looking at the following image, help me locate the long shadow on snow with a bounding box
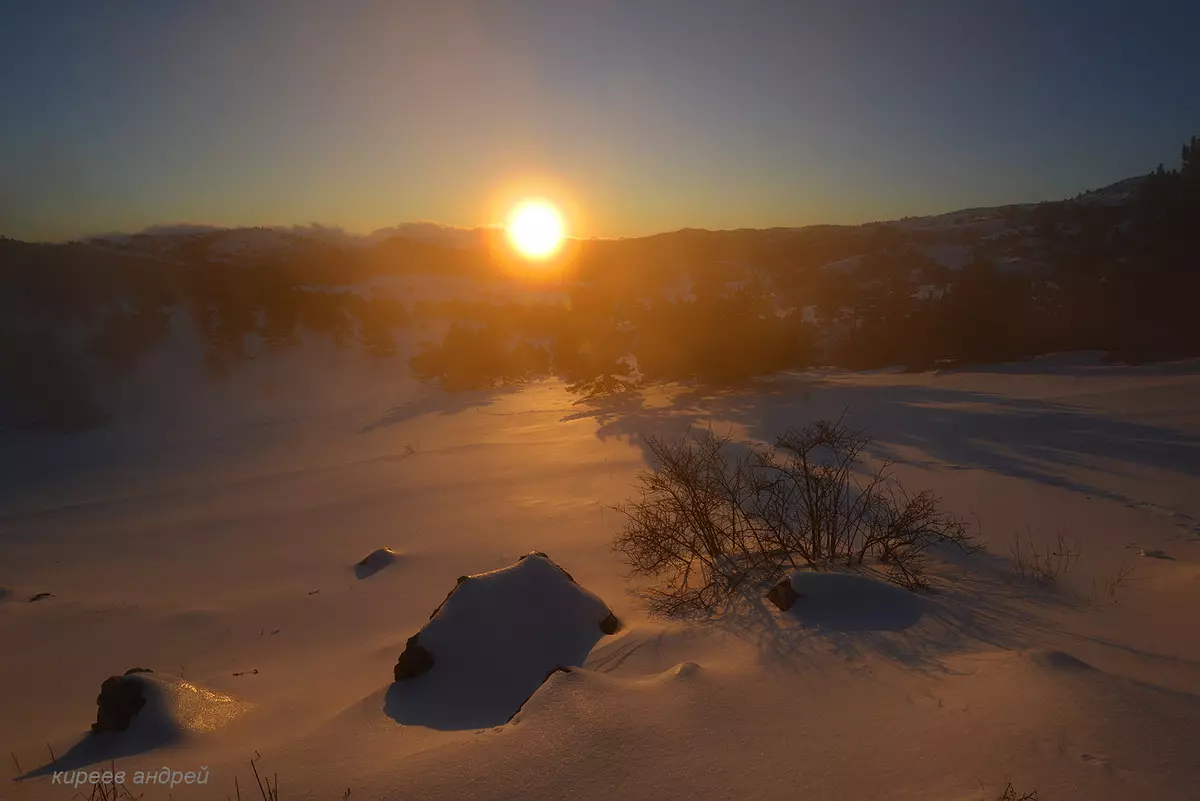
[381,631,601,731]
[361,384,523,433]
[567,376,1200,509]
[17,728,179,779]
[710,550,1075,676]
[944,355,1200,378]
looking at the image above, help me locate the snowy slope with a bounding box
[3,356,1199,800]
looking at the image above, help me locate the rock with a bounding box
[28,592,54,602]
[390,553,616,694]
[394,634,436,681]
[767,577,800,612]
[92,669,154,732]
[355,548,399,579]
[599,611,621,634]
[1140,548,1169,559]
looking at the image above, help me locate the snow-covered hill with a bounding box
[63,176,1148,273]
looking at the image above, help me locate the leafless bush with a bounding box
[612,428,767,614]
[83,771,143,800]
[83,783,140,800]
[997,782,1038,800]
[1091,562,1136,603]
[234,752,280,801]
[1009,528,1081,584]
[755,419,973,589]
[613,418,975,614]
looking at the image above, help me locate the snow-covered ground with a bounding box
[3,353,1199,800]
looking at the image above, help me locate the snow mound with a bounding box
[24,671,250,776]
[667,661,702,680]
[955,648,1102,683]
[509,662,703,725]
[385,553,618,729]
[786,571,926,632]
[355,547,400,579]
[105,670,249,740]
[1025,649,1097,673]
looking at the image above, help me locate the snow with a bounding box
[19,672,250,779]
[354,547,399,579]
[924,243,973,270]
[820,253,864,273]
[387,553,616,729]
[785,571,927,632]
[3,353,1200,799]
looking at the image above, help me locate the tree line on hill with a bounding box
[2,137,1197,428]
[413,136,1200,390]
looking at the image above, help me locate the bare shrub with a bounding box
[612,429,769,614]
[755,419,973,590]
[233,752,280,800]
[997,783,1038,800]
[83,765,142,800]
[1009,528,1081,584]
[613,418,974,614]
[84,782,141,800]
[1091,562,1136,603]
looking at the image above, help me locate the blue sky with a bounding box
[2,0,1198,241]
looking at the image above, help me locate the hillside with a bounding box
[2,155,1197,434]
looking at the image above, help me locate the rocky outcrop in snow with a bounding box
[93,668,154,732]
[386,553,620,729]
[355,547,399,579]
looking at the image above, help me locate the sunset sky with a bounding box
[3,0,1198,242]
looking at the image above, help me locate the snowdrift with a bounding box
[386,553,619,729]
[21,669,250,776]
[508,661,704,725]
[784,571,927,632]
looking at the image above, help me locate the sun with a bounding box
[506,199,565,260]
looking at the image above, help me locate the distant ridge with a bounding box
[73,175,1149,249]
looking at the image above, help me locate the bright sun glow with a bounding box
[506,199,565,260]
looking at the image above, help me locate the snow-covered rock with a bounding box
[89,669,250,742]
[18,670,251,777]
[783,571,926,632]
[386,553,619,729]
[355,547,400,579]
